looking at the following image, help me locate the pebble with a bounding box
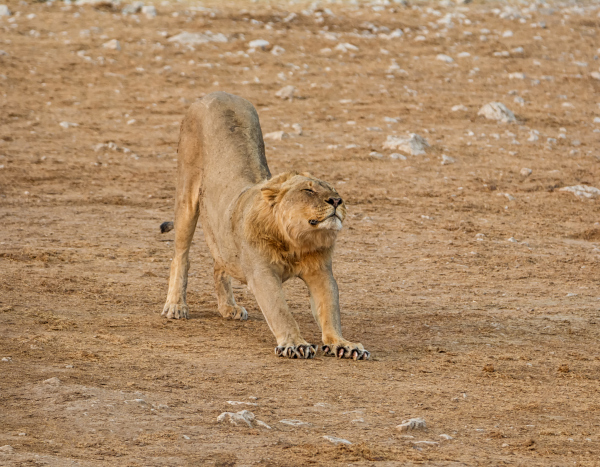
[508,72,525,80]
[413,440,439,445]
[514,96,525,106]
[275,85,295,100]
[478,102,516,123]
[43,377,61,385]
[559,185,600,199]
[382,134,429,155]
[121,2,143,14]
[0,445,13,453]
[334,43,359,53]
[217,410,255,428]
[141,5,156,18]
[264,131,288,141]
[227,400,258,406]
[248,39,269,49]
[452,104,468,112]
[323,435,352,445]
[396,417,426,432]
[255,420,272,429]
[390,153,407,160]
[59,122,78,129]
[441,154,455,165]
[528,131,539,142]
[369,151,384,158]
[436,54,454,63]
[1,357,11,362]
[502,30,514,37]
[0,5,10,16]
[591,72,600,81]
[439,434,453,440]
[507,237,518,243]
[594,117,600,124]
[291,123,302,135]
[271,45,285,56]
[103,39,121,51]
[168,31,228,46]
[520,168,532,177]
[280,419,310,426]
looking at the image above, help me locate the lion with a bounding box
[160,91,369,360]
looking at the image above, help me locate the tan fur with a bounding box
[162,92,369,360]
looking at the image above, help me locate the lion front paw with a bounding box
[219,304,248,321]
[323,342,370,360]
[275,344,317,359]
[161,303,189,319]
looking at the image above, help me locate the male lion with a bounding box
[161,92,369,360]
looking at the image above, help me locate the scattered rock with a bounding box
[441,154,455,165]
[390,153,407,160]
[323,435,352,445]
[291,123,302,135]
[439,434,453,440]
[591,72,600,81]
[0,445,13,453]
[508,72,525,80]
[227,400,258,406]
[275,85,295,100]
[382,134,429,156]
[264,131,288,141]
[255,420,272,429]
[452,104,468,112]
[280,419,310,426]
[436,54,454,63]
[369,151,384,158]
[559,185,600,199]
[271,45,285,56]
[0,5,10,16]
[43,377,61,385]
[103,39,121,51]
[507,237,518,243]
[478,102,516,123]
[528,131,539,142]
[121,1,143,14]
[59,122,78,129]
[141,5,156,18]
[334,43,359,53]
[249,39,269,50]
[1,357,11,362]
[217,410,255,428]
[396,417,426,432]
[413,440,439,446]
[168,31,228,46]
[520,168,532,177]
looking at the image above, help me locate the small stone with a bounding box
[59,122,78,129]
[43,377,61,385]
[249,39,269,49]
[382,134,429,156]
[528,131,539,142]
[0,445,14,453]
[507,237,518,243]
[141,5,156,18]
[369,151,384,158]
[441,155,455,165]
[103,39,121,51]
[390,153,407,160]
[436,54,454,63]
[227,400,258,406]
[520,168,532,177]
[275,85,295,100]
[264,131,288,141]
[594,117,600,124]
[182,435,190,440]
[452,104,468,112]
[502,30,513,37]
[271,45,285,56]
[559,185,600,199]
[591,72,600,81]
[217,410,255,427]
[168,31,227,46]
[122,1,143,14]
[291,123,302,135]
[255,420,272,429]
[476,233,485,241]
[457,52,470,58]
[1,357,11,362]
[0,5,10,16]
[334,43,359,53]
[571,140,581,147]
[396,418,426,432]
[508,72,525,80]
[478,102,516,123]
[514,96,525,106]
[323,436,352,445]
[280,419,310,426]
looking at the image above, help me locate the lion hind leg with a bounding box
[214,267,248,320]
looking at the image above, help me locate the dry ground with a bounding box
[1,0,600,465]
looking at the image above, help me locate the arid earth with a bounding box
[1,0,600,465]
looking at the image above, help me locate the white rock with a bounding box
[334,43,359,53]
[436,54,454,63]
[514,96,525,106]
[122,2,143,14]
[457,52,470,58]
[280,419,310,426]
[478,102,516,123]
[508,72,525,80]
[141,5,156,18]
[1,357,11,362]
[103,39,121,51]
[528,131,539,142]
[43,377,61,385]
[0,5,10,16]
[369,151,384,158]
[559,185,600,199]
[414,440,439,445]
[512,47,524,54]
[217,410,255,428]
[264,131,288,141]
[591,72,600,81]
[323,436,352,445]
[499,193,515,201]
[382,134,429,156]
[0,445,13,453]
[227,400,258,406]
[507,237,518,243]
[441,154,455,165]
[283,12,297,23]
[502,30,513,37]
[168,31,227,46]
[396,417,426,432]
[271,45,285,56]
[275,85,295,100]
[520,168,532,177]
[452,104,468,112]
[59,122,78,129]
[248,39,269,49]
[255,420,272,429]
[291,123,302,135]
[594,117,600,124]
[390,153,407,160]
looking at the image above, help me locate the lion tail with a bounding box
[160,221,174,233]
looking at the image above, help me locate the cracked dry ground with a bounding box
[1,0,600,465]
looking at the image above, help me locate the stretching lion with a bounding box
[161,92,369,360]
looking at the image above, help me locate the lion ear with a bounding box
[261,186,280,206]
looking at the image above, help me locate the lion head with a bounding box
[247,172,346,262]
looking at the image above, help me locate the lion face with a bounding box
[260,173,347,251]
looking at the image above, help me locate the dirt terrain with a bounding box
[1,0,600,464]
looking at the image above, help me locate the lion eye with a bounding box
[303,189,316,195]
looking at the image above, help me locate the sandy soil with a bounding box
[1,0,600,465]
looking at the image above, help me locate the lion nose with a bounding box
[326,197,342,208]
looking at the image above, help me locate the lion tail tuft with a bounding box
[160,221,174,233]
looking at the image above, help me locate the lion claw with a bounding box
[275,344,317,359]
[161,303,189,319]
[322,344,370,360]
